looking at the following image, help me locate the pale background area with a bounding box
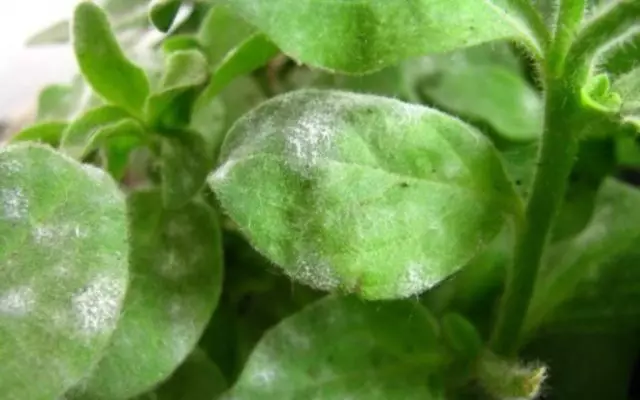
[1,0,80,119]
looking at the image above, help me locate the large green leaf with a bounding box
[210,90,519,300]
[0,144,128,400]
[225,296,446,399]
[220,0,540,74]
[68,189,223,400]
[73,2,150,116]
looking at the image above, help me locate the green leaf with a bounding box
[35,81,84,122]
[145,49,209,130]
[150,0,183,32]
[161,130,214,209]
[527,179,640,334]
[600,31,640,77]
[162,35,203,54]
[197,5,256,66]
[210,90,519,300]
[68,189,223,400]
[11,122,67,146]
[191,75,266,161]
[205,34,279,99]
[73,1,150,116]
[441,313,483,360]
[60,106,132,159]
[613,67,640,118]
[221,0,541,74]
[421,64,542,141]
[226,296,446,399]
[88,118,147,180]
[0,143,128,399]
[137,348,227,400]
[26,20,71,46]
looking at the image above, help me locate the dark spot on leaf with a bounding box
[515,179,522,186]
[399,182,409,188]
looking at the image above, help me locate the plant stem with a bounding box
[548,0,586,76]
[490,78,580,356]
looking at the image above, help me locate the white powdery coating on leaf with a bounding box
[0,158,23,176]
[0,286,35,316]
[32,223,86,245]
[72,275,123,336]
[292,256,340,291]
[1,188,28,220]
[246,352,279,389]
[209,158,239,184]
[396,262,433,296]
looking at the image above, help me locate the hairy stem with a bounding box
[566,0,640,77]
[490,79,580,356]
[548,0,586,75]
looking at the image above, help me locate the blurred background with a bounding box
[1,1,79,122]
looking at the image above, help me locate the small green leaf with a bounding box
[26,20,71,46]
[88,118,147,180]
[221,0,541,74]
[161,130,214,209]
[197,5,256,66]
[36,80,83,122]
[61,105,132,159]
[421,64,543,141]
[600,30,640,77]
[226,296,446,399]
[11,121,67,146]
[146,49,209,130]
[137,348,227,400]
[0,143,128,399]
[150,0,183,33]
[73,1,150,116]
[68,189,223,400]
[162,34,203,54]
[205,34,279,99]
[210,90,519,299]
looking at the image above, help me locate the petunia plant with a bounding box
[3,0,640,398]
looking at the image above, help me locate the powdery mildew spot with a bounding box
[396,262,432,296]
[0,158,23,175]
[32,223,86,246]
[72,275,123,336]
[1,188,28,220]
[0,286,36,317]
[292,255,340,291]
[210,158,239,184]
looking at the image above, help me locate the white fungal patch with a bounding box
[81,164,106,182]
[32,223,86,245]
[209,158,239,184]
[248,358,278,388]
[0,286,36,316]
[158,249,191,280]
[292,256,340,291]
[396,262,431,296]
[72,275,123,336]
[1,188,28,220]
[0,158,23,176]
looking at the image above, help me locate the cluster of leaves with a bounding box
[2,0,640,398]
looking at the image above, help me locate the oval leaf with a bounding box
[0,143,128,399]
[197,5,256,66]
[73,2,150,116]
[221,0,539,74]
[210,90,519,299]
[11,121,68,146]
[226,296,445,399]
[68,189,223,400]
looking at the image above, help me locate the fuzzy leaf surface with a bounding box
[210,90,519,299]
[0,144,128,400]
